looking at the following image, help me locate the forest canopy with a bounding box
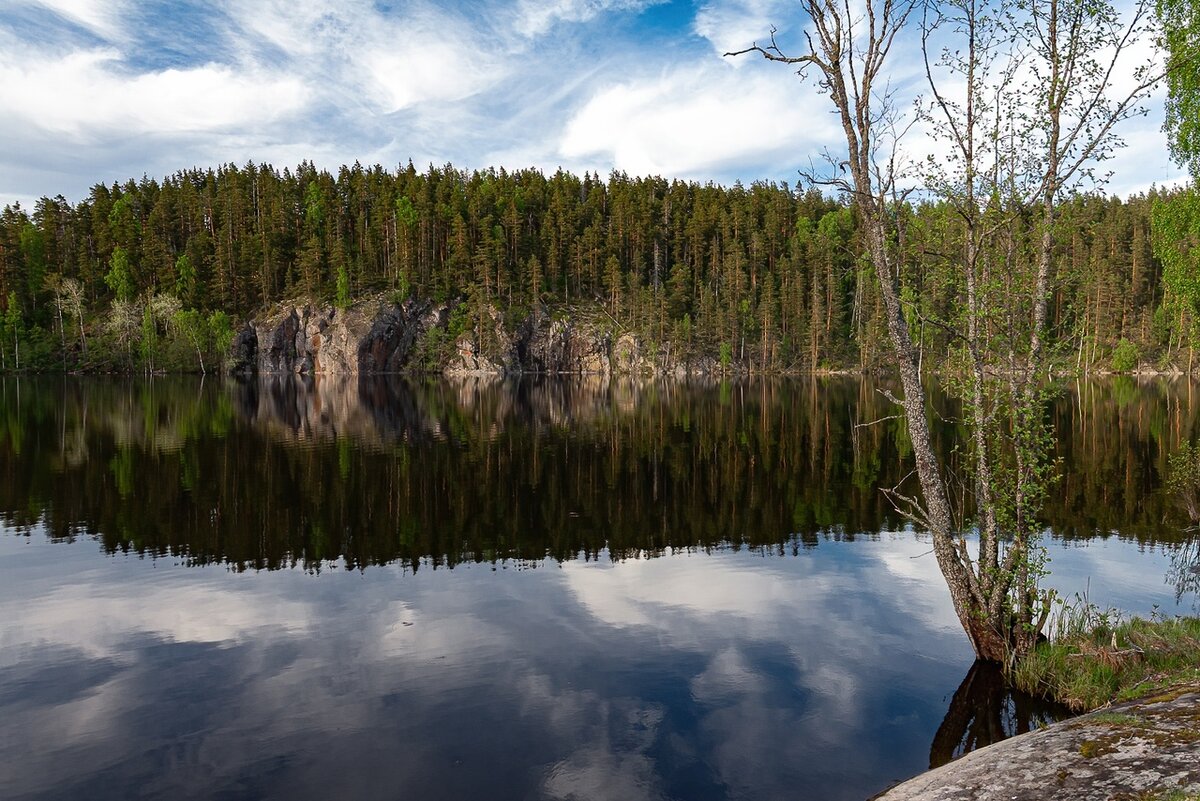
[0,160,1191,373]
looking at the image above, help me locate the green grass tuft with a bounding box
[1010,611,1200,712]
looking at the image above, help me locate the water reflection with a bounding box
[0,533,977,801]
[1167,534,1200,604]
[928,661,1068,769]
[0,375,1198,801]
[2,374,1200,571]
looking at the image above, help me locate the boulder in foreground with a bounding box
[876,685,1200,801]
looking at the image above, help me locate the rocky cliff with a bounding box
[232,298,449,375]
[233,297,715,376]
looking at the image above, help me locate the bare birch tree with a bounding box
[106,299,141,365]
[59,278,87,357]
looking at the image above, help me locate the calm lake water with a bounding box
[0,375,1197,801]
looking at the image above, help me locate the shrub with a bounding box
[1111,338,1139,372]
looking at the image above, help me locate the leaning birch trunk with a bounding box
[862,208,1008,661]
[728,0,1013,662]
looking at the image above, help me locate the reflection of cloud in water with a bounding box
[541,704,668,801]
[1039,537,1195,614]
[5,528,1191,801]
[556,538,976,797]
[873,536,966,634]
[6,579,311,660]
[690,647,755,703]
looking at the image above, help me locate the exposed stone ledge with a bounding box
[232,298,716,376]
[875,685,1200,801]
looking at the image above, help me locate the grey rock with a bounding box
[875,686,1200,801]
[230,325,258,373]
[239,298,728,377]
[248,298,451,375]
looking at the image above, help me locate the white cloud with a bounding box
[361,38,500,113]
[514,0,662,38]
[0,0,1183,207]
[693,0,790,57]
[559,61,841,179]
[0,44,308,138]
[217,0,505,115]
[27,0,126,39]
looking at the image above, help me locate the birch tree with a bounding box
[731,0,1159,661]
[1152,0,1200,360]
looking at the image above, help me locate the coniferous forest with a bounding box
[0,160,1194,374]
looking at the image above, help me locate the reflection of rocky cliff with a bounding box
[230,373,677,446]
[232,298,716,377]
[5,376,1200,575]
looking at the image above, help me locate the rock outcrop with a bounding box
[524,315,613,374]
[520,310,655,375]
[235,297,719,376]
[234,298,449,375]
[874,684,1200,801]
[444,304,519,375]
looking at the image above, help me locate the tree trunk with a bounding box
[862,211,1001,661]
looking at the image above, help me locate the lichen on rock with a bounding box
[874,686,1200,801]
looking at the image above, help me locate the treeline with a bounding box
[0,161,1192,372]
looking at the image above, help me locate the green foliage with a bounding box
[303,181,325,230]
[175,254,197,302]
[1157,0,1200,180]
[208,311,234,355]
[173,309,208,371]
[447,301,470,339]
[18,222,46,299]
[108,194,141,249]
[2,292,23,369]
[393,269,411,302]
[0,160,1184,373]
[139,303,155,368]
[335,264,351,310]
[414,326,452,370]
[1111,338,1139,372]
[105,247,135,302]
[1152,191,1200,349]
[394,195,418,228]
[718,341,733,369]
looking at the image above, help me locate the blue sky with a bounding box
[0,0,1187,208]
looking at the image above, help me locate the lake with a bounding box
[0,375,1196,801]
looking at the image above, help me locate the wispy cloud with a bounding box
[693,0,791,57]
[0,0,1184,206]
[0,41,308,138]
[513,0,664,38]
[26,0,126,39]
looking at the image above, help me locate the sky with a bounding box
[0,0,1188,209]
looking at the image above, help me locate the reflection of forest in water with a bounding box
[1,375,1199,576]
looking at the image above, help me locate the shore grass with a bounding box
[1010,609,1200,712]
